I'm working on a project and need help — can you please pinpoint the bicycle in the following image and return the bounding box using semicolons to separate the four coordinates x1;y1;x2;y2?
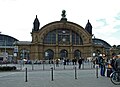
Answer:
110;69;120;85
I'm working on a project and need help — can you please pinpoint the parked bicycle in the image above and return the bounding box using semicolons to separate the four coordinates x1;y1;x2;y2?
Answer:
110;69;120;85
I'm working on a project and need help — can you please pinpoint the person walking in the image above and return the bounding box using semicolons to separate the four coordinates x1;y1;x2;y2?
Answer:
114;55;120;81
56;59;59;67
99;56;106;76
78;58;82;69
111;55;117;72
114;55;120;71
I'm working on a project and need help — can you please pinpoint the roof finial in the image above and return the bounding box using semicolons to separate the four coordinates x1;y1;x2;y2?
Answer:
88;19;89;23
36;15;37;18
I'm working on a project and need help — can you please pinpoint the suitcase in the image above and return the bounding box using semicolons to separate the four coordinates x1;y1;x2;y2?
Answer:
107;68;112;77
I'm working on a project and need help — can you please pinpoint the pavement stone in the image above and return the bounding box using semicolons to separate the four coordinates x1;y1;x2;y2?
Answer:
0;63;120;87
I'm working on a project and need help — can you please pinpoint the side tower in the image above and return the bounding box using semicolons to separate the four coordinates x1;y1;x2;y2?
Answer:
85;20;92;35
31;15;40;43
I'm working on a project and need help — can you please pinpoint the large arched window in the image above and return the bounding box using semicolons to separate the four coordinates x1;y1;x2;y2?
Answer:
43;28;83;45
72;31;83;45
43;31;56;44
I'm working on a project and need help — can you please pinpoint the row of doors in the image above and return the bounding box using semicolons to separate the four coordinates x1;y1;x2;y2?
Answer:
19;49;103;60
44;49;81;60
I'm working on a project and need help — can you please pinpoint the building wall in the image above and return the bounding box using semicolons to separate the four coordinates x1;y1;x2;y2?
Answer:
30;21;93;60
16;21;108;61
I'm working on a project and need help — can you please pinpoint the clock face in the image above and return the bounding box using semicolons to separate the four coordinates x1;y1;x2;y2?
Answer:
62;38;66;42
62;30;66;33
57;29;70;44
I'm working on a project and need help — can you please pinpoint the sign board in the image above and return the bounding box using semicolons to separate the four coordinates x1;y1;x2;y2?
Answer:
14;46;18;53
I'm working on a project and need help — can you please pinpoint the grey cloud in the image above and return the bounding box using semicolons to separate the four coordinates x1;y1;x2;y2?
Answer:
113;25;120;29
114;12;120;20
114;13;120;29
96;18;108;26
95;18;108;29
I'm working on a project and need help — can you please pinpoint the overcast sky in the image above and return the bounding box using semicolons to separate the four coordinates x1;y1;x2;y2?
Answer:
0;0;120;46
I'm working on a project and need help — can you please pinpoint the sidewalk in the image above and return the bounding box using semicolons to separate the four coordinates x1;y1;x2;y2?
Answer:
0;68;119;87
12;61;95;71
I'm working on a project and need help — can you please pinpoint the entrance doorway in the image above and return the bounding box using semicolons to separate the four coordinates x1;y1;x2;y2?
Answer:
74;50;81;59
44;49;54;60
60;49;68;60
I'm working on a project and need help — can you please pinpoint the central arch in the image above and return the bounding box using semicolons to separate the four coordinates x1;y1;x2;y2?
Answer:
38;21;91;44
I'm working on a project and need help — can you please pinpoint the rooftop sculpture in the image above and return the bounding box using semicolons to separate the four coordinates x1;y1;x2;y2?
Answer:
61;10;66;18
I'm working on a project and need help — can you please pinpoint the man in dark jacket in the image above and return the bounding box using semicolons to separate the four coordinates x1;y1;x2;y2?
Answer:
114;55;120;71
78;58;82;69
99;56;106;76
111;55;117;71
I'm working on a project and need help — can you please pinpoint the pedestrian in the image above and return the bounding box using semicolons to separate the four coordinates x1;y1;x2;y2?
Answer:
114;55;120;71
92;59;96;68
113;55;120;81
56;59;59;67
63;59;66;65
74;58;77;65
67;59;69;65
72;59;75;65
78;58;82;69
96;57;99;65
110;55;117;72
99;56;106;76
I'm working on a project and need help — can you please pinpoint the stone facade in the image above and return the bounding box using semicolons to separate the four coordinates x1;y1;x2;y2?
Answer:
15;12;112;61
16;21;106;60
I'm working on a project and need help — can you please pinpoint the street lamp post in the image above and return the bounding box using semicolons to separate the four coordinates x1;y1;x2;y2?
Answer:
3;40;8;65
22;50;25;66
13;44;18;63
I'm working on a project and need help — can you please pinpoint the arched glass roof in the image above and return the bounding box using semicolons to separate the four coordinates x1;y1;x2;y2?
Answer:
92;38;111;49
0;34;18;46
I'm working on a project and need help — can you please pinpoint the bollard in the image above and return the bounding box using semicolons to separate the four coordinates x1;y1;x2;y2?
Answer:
75;67;77;79
53;62;55;70
20;63;22;70
96;65;98;78
43;61;45;70
32;60;34;70
51;67;54;81
25;68;28;82
20;61;22;70
64;64;65;70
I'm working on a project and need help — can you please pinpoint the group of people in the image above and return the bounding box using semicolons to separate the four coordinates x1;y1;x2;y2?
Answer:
50;54;120;75
97;54;120;76
55;58;83;69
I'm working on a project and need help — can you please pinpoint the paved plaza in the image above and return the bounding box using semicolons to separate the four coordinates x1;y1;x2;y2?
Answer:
0;63;120;87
